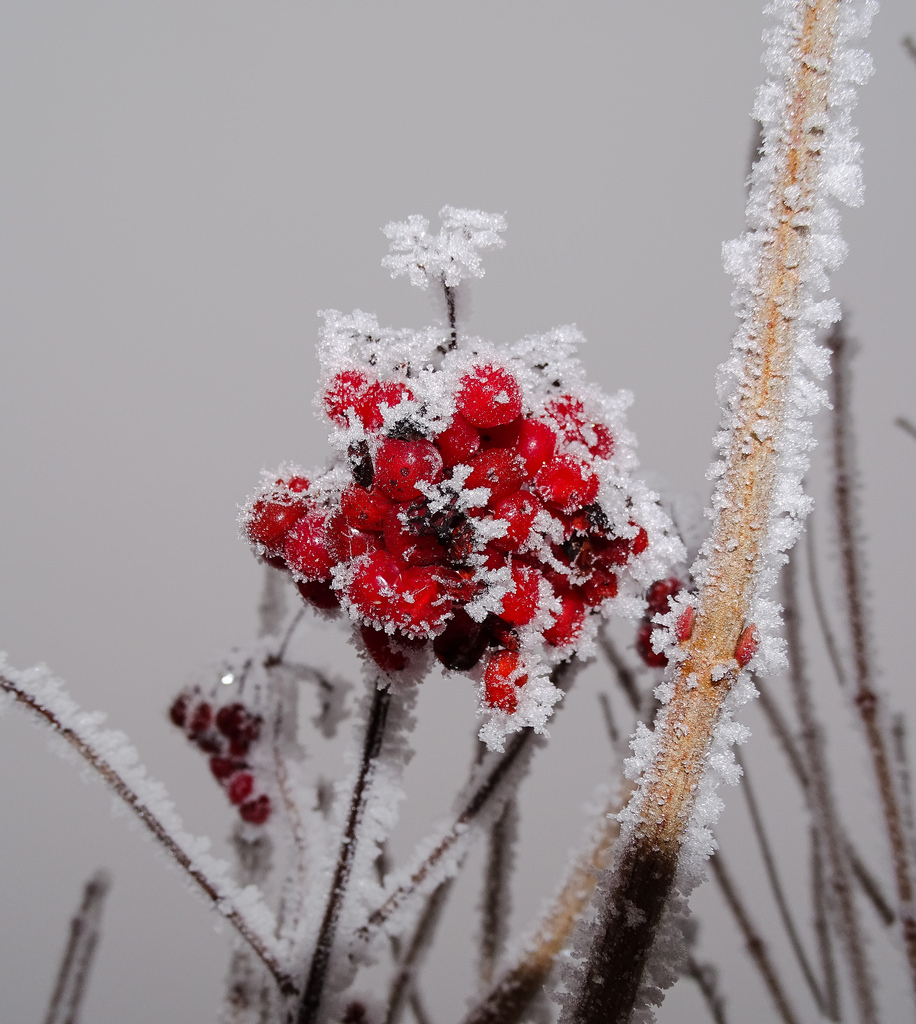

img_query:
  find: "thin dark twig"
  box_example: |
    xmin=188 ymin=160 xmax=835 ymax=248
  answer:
xmin=0 ymin=673 xmax=292 ymax=992
xmin=710 ymin=855 xmax=803 ymax=1024
xmin=805 ymin=518 xmax=849 ymax=690
xmin=904 ymin=36 xmax=916 ymax=66
xmin=846 ymin=844 xmax=895 ymax=927
xmin=480 ymin=797 xmax=516 ymax=985
xmin=685 ymin=955 xmax=730 ymax=1024
xmin=297 ymin=682 xmax=392 ymax=1024
xmin=737 ymin=751 xmax=826 ymax=1012
xmin=783 ymin=556 xmax=876 ymax=1023
xmin=409 ymin=992 xmax=433 ymax=1024
xmin=385 ymin=880 xmax=453 ymax=1024
xmin=756 ymin=682 xmax=810 ymax=790
xmin=828 ymin=324 xmax=916 ymax=986
xmin=44 ymin=871 xmax=111 ymax=1024
xmin=892 ymin=713 xmax=916 ymax=859
xmin=811 ymin=828 xmax=841 ymax=1022
xmin=596 ymin=629 xmax=641 ymax=710
xmin=597 ymin=692 xmax=619 ymax=747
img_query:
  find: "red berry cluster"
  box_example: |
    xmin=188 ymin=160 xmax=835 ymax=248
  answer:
xmin=169 ymin=690 xmax=271 ymax=825
xmin=244 ymin=357 xmax=659 ymax=726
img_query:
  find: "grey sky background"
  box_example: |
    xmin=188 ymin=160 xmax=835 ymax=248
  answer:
xmin=1 ymin=3 xmax=915 ymax=1021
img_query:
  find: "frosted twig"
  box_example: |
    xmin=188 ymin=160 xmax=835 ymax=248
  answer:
xmin=709 ymin=855 xmax=802 ymax=1024
xmin=684 ymin=955 xmax=729 ymax=1024
xmin=805 ymin=517 xmax=849 ymax=689
xmin=784 ymin=557 xmax=876 ymax=1023
xmin=811 ymin=828 xmax=841 ymax=1022
xmin=385 ymin=880 xmax=453 ymax=1024
xmin=480 ymin=797 xmax=517 ymax=985
xmin=44 ymin=870 xmax=111 ymax=1024
xmin=737 ymin=751 xmax=826 ymax=1012
xmin=564 ymin=2 xmax=872 ymax=1017
xmin=296 ymin=681 xmax=392 ymax=1024
xmin=828 ymin=323 xmax=916 ymax=992
xmin=0 ymin=665 xmax=292 ymax=992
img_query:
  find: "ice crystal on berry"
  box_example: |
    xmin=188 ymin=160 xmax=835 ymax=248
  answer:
xmin=241 ymin=211 xmax=684 ymax=749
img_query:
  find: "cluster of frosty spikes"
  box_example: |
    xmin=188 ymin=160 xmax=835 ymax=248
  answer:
xmin=240 ymin=208 xmax=684 ymax=749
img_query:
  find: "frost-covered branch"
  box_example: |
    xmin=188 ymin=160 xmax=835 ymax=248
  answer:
xmin=43 ymin=870 xmax=111 ymax=1024
xmin=560 ymin=2 xmax=876 ymax=1019
xmin=0 ymin=660 xmax=293 ymax=994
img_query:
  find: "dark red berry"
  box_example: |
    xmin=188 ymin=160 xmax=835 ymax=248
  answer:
xmin=544 ymin=590 xmax=586 ymax=647
xmin=283 ymin=510 xmax=334 ymax=581
xmin=374 ymin=438 xmax=444 ymax=501
xmin=346 ymin=551 xmax=403 ymax=622
xmin=240 ymin=795 xmax=272 ymax=825
xmin=500 ymin=562 xmax=542 ymax=626
xmin=209 ymin=756 xmax=236 ymax=781
xmin=169 ymin=694 xmax=189 ymax=728
xmin=483 ymin=650 xmax=528 ymax=713
xmin=637 ymin=621 xmax=668 ymax=667
xmin=433 ymin=609 xmax=490 ymax=671
xmin=324 ymin=370 xmax=369 ymax=425
xmin=456 ymin=365 xmax=523 ymax=428
xmin=296 ymin=579 xmax=340 ymax=610
xmin=360 ymin=624 xmax=408 ymax=672
xmin=582 ymin=568 xmax=618 ymax=606
xmin=228 ymin=772 xmax=254 ymax=805
xmin=514 ymin=418 xmax=557 ymax=475
xmin=464 ymin=450 xmax=528 ymax=504
xmin=189 ymin=702 xmax=213 ymax=736
xmin=400 ymin=566 xmax=452 ymax=635
xmin=535 ymin=455 xmax=599 ymax=514
xmin=435 ymin=413 xmax=481 ymax=468
xmin=646 ymin=577 xmax=682 ymax=616
xmin=479 ymin=418 xmax=522 ymax=450
xmin=383 ymin=514 xmax=446 ymax=566
xmin=327 ymin=511 xmax=381 ymax=562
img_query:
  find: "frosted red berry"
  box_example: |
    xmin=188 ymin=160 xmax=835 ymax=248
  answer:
xmin=535 ymin=455 xmax=599 ymax=514
xmin=479 ymin=418 xmax=522 ymax=450
xmin=340 ymin=486 xmax=392 ymax=532
xmin=246 ymin=495 xmax=308 ymax=552
xmin=544 ymin=590 xmax=585 ymax=647
xmin=346 ymin=551 xmax=404 ymax=622
xmin=327 ymin=512 xmax=382 ymax=562
xmin=383 ymin=514 xmax=446 ymax=566
xmin=374 ymin=438 xmax=444 ymax=501
xmin=514 ymin=419 xmax=556 ymax=475
xmin=324 ymin=370 xmax=370 ymax=425
xmin=436 ymin=413 xmax=481 ymax=467
xmin=465 ymin=449 xmax=528 ymax=504
xmin=456 ymin=365 xmax=523 ymax=428
xmin=283 ymin=510 xmax=334 ymax=581
xmin=361 ymin=624 xmax=408 ymax=673
xmin=356 ymin=380 xmax=414 ymax=431
xmin=240 ymin=795 xmax=272 ymax=826
xmin=582 ymin=568 xmax=618 ymax=606
xmin=500 ymin=562 xmax=542 ymax=626
xmin=492 ymin=490 xmax=542 ymax=552
xmin=483 ymin=650 xmax=528 ymax=713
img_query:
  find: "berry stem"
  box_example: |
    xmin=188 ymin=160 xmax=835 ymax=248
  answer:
xmin=296 ymin=681 xmax=392 ymax=1024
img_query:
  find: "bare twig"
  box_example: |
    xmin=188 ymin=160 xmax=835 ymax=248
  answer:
xmin=828 ymin=324 xmax=916 ymax=992
xmin=805 ymin=518 xmax=849 ymax=690
xmin=904 ymin=36 xmax=916 ymax=66
xmin=0 ymin=669 xmax=292 ymax=992
xmin=597 ymin=629 xmax=642 ymax=711
xmin=710 ymin=855 xmax=803 ymax=1024
xmin=297 ymin=681 xmax=392 ymax=1024
xmin=44 ymin=871 xmax=111 ymax=1024
xmin=737 ymin=751 xmax=826 ymax=1012
xmin=847 ymin=844 xmax=895 ymax=928
xmin=784 ymin=557 xmax=876 ymax=1022
xmin=685 ymin=955 xmax=729 ymax=1024
xmin=811 ymin=828 xmax=841 ymax=1021
xmin=480 ymin=797 xmax=517 ymax=985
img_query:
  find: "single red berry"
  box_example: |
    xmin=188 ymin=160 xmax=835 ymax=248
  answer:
xmin=500 ymin=562 xmax=542 ymax=626
xmin=479 ymin=417 xmax=522 ymax=450
xmin=535 ymin=455 xmax=599 ymax=514
xmin=514 ymin=418 xmax=556 ymax=475
xmin=735 ymin=624 xmax=759 ymax=668
xmin=383 ymin=514 xmax=446 ymax=566
xmin=587 ymin=422 xmax=614 ymax=459
xmin=435 ymin=413 xmax=481 ymax=468
xmin=346 ymin=551 xmax=404 ymax=623
xmin=374 ymin=438 xmax=444 ymax=501
xmin=637 ymin=621 xmax=668 ymax=668
xmin=483 ymin=650 xmax=528 ymax=713
xmin=582 ymin=568 xmax=618 ymax=606
xmin=433 ymin=609 xmax=490 ymax=671
xmin=283 ymin=510 xmax=334 ymax=581
xmin=284 ymin=475 xmax=310 ymax=493
xmin=209 ymin=756 xmax=236 ymax=781
xmin=296 ymin=579 xmax=341 ymax=610
xmin=356 ymin=380 xmax=414 ymax=431
xmin=169 ymin=694 xmax=189 ymax=729
xmin=399 ymin=566 xmax=452 ymax=635
xmin=324 ymin=369 xmax=370 ymax=425
xmin=675 ymin=606 xmax=696 ymax=643
xmin=456 ymin=365 xmax=523 ymax=429
xmin=240 ymin=795 xmax=272 ymax=825
xmin=360 ymin=624 xmax=409 ymax=672
xmin=544 ymin=589 xmax=586 ymax=647
xmin=327 ymin=511 xmax=382 ymax=562
xmin=189 ymin=702 xmax=213 ymax=736
xmin=545 ymin=394 xmax=587 ymax=441
xmin=340 ymin=485 xmax=392 ymax=532
xmin=646 ymin=577 xmax=682 ymax=616
xmin=465 ymin=450 xmax=528 ymax=504
xmin=631 ymin=526 xmax=649 ymax=555
xmin=246 ymin=495 xmax=308 ymax=552
xmin=492 ymin=491 xmax=542 ymax=551
xmin=228 ymin=772 xmax=255 ymax=805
